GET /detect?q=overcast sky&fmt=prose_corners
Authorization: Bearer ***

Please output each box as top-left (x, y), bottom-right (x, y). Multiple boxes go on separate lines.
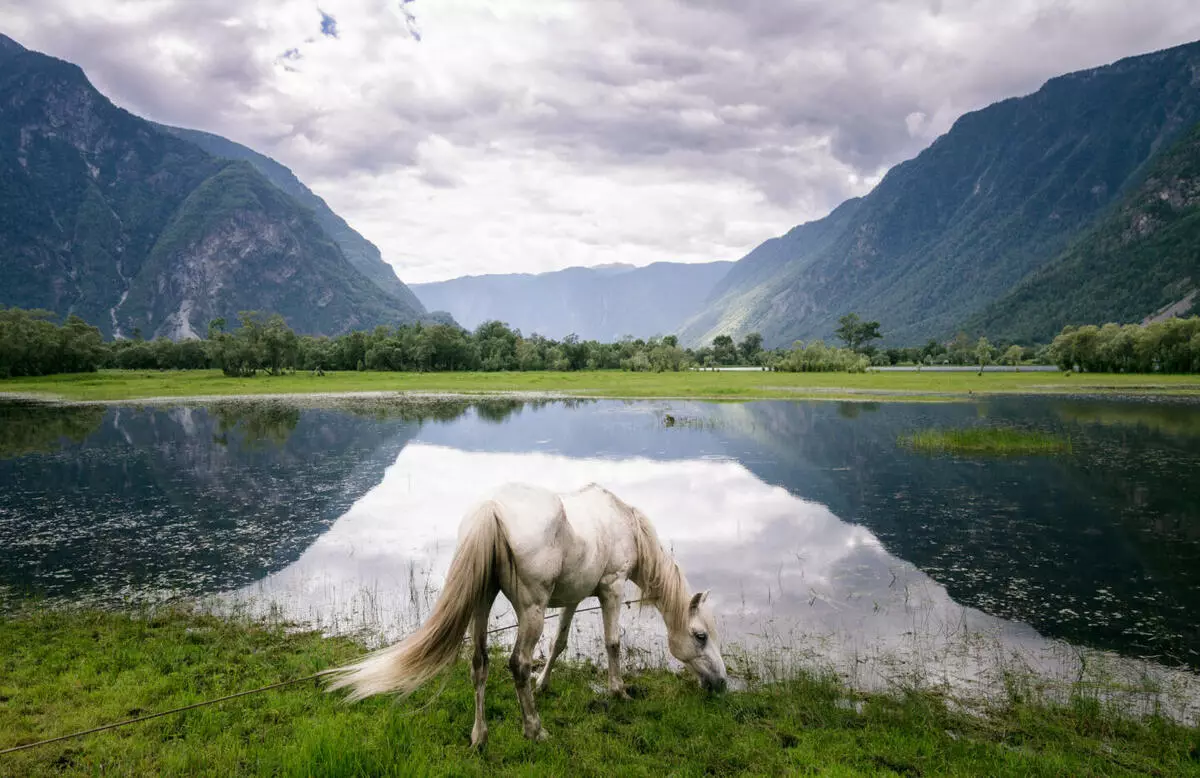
top-left (6, 1), bottom-right (1200, 283)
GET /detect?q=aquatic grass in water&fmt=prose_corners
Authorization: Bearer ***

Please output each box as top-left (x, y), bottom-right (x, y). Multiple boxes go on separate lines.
top-left (900, 427), bottom-right (1072, 456)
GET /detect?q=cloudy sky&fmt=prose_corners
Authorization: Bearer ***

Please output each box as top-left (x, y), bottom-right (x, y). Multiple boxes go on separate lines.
top-left (6, 1), bottom-right (1200, 283)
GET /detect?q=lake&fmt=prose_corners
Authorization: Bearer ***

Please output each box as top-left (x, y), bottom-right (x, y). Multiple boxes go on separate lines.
top-left (2, 396), bottom-right (1199, 717)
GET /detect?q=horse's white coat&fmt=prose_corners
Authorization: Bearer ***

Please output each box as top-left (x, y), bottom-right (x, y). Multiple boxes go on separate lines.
top-left (328, 481), bottom-right (727, 747)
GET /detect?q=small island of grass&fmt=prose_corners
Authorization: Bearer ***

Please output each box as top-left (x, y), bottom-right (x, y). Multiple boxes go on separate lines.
top-left (900, 427), bottom-right (1072, 456)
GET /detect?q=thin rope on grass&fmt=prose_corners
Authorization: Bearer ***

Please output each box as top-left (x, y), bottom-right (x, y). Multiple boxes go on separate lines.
top-left (0, 597), bottom-right (651, 756)
top-left (0, 672), bottom-right (336, 756)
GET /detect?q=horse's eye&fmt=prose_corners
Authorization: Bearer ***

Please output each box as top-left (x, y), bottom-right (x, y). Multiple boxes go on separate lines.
top-left (693, 631), bottom-right (708, 645)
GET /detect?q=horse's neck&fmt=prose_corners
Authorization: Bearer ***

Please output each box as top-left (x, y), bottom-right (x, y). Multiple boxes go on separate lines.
top-left (628, 515), bottom-right (690, 632)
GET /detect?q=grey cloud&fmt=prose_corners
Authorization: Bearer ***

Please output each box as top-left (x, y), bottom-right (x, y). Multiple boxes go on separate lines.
top-left (5, 0), bottom-right (1200, 277)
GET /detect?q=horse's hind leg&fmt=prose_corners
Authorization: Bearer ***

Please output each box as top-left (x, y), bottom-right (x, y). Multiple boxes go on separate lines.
top-left (470, 592), bottom-right (496, 749)
top-left (535, 603), bottom-right (577, 694)
top-left (509, 602), bottom-right (548, 741)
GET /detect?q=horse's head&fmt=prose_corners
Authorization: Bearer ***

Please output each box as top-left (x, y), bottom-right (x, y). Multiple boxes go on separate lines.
top-left (668, 590), bottom-right (728, 693)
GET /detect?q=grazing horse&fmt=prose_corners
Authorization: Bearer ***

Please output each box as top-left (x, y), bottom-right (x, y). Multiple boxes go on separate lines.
top-left (327, 482), bottom-right (728, 746)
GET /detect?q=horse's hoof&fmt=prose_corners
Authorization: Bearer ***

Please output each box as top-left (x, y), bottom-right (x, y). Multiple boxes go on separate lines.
top-left (623, 684), bottom-right (648, 700)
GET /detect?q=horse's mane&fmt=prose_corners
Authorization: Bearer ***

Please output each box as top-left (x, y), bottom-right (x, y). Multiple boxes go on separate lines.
top-left (616, 496), bottom-right (691, 634)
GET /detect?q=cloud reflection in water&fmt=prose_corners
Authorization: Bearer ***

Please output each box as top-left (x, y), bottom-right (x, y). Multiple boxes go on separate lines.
top-left (229, 442), bottom-right (1200, 717)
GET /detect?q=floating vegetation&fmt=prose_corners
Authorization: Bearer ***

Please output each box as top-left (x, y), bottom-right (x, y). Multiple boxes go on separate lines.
top-left (899, 426), bottom-right (1072, 456)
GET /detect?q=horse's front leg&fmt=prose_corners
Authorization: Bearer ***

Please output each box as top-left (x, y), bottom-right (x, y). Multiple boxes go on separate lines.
top-left (535, 603), bottom-right (576, 695)
top-left (598, 584), bottom-right (630, 699)
top-left (509, 601), bottom-right (549, 741)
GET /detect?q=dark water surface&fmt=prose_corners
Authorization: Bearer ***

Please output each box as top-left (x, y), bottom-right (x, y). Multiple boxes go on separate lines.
top-left (2, 396), bottom-right (1199, 705)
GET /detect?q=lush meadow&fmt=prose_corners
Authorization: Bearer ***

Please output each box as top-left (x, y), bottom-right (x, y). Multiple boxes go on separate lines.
top-left (2, 607), bottom-right (1197, 777)
top-left (4, 367), bottom-right (1200, 403)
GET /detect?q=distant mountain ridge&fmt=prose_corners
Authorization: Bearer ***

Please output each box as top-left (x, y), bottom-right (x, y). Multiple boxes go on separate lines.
top-left (681, 40), bottom-right (1200, 347)
top-left (0, 32), bottom-right (431, 338)
top-left (413, 261), bottom-right (733, 341)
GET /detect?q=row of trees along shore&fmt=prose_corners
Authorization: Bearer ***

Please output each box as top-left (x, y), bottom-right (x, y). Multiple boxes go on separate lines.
top-left (1, 306), bottom-right (1198, 378)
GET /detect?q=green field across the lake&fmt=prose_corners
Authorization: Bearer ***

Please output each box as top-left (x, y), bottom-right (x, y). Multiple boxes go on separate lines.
top-left (4, 368), bottom-right (1200, 403)
top-left (1, 607), bottom-right (1196, 777)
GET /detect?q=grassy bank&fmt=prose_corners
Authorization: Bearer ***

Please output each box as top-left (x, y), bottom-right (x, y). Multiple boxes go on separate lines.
top-left (900, 427), bottom-right (1073, 456)
top-left (1, 608), bottom-right (1197, 776)
top-left (4, 368), bottom-right (1200, 403)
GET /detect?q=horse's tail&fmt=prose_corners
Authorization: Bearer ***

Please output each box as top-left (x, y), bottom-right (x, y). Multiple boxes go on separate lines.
top-left (326, 500), bottom-right (512, 701)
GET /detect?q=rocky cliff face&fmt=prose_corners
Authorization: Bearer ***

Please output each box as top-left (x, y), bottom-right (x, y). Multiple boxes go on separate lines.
top-left (0, 33), bottom-right (430, 338)
top-left (158, 124), bottom-right (428, 318)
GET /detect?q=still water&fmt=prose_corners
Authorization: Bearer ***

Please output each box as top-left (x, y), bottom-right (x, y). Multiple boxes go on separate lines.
top-left (2, 397), bottom-right (1199, 714)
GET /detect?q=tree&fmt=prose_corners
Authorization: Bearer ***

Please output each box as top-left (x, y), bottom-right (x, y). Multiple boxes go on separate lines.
top-left (1002, 344), bottom-right (1024, 370)
top-left (261, 314), bottom-right (298, 374)
top-left (711, 334), bottom-right (737, 365)
top-left (835, 313), bottom-right (882, 352)
top-left (738, 332), bottom-right (764, 365)
top-left (974, 336), bottom-right (994, 375)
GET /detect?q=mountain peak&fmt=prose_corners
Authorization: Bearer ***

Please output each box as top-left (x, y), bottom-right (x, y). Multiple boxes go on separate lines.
top-left (0, 32), bottom-right (28, 60)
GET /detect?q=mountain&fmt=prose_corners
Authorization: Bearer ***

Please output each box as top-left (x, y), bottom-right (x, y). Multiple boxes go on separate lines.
top-left (969, 122), bottom-right (1200, 343)
top-left (680, 40), bottom-right (1200, 348)
top-left (412, 260), bottom-right (733, 341)
top-left (156, 124), bottom-right (426, 315)
top-left (0, 33), bottom-right (429, 338)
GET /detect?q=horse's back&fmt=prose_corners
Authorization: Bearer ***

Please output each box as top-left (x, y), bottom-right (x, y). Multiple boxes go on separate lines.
top-left (471, 483), bottom-right (569, 562)
top-left (466, 482), bottom-right (635, 605)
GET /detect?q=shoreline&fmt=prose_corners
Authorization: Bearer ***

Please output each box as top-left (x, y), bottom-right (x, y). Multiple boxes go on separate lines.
top-left (4, 385), bottom-right (1200, 408)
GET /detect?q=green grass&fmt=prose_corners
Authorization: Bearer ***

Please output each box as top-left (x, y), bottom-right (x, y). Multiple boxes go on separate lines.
top-left (900, 427), bottom-right (1073, 456)
top-left (4, 368), bottom-right (1200, 403)
top-left (1, 608), bottom-right (1197, 776)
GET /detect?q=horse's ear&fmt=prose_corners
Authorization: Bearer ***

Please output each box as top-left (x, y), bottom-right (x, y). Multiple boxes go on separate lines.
top-left (689, 590), bottom-right (710, 613)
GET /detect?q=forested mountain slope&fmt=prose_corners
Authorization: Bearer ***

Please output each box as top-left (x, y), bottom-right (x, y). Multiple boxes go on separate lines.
top-left (970, 122), bottom-right (1200, 342)
top-left (680, 40), bottom-right (1200, 347)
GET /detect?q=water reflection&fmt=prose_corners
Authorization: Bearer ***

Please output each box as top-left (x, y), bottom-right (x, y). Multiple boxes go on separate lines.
top-left (2, 396), bottom-right (1199, 716)
top-left (0, 404), bottom-right (427, 599)
top-left (229, 443), bottom-right (1199, 718)
top-left (0, 402), bottom-right (104, 458)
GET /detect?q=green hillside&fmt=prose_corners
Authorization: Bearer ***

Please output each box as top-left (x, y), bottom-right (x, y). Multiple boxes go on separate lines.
top-left (970, 122), bottom-right (1200, 343)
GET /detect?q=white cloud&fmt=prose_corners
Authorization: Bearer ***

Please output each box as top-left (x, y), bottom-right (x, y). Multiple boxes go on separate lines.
top-left (5, 0), bottom-right (1200, 282)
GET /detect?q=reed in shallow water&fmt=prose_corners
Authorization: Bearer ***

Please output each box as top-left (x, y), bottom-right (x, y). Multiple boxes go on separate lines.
top-left (900, 427), bottom-right (1072, 456)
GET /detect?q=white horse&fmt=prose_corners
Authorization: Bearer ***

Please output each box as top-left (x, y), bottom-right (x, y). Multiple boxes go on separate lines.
top-left (327, 482), bottom-right (728, 746)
